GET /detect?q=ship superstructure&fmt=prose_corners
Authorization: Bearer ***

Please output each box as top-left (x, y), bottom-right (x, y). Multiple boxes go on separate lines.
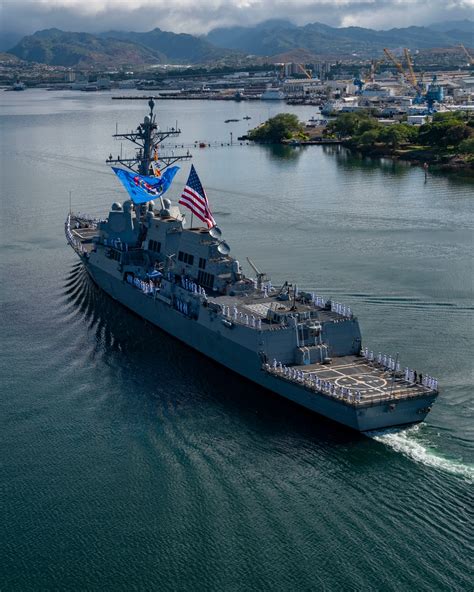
top-left (65, 100), bottom-right (438, 432)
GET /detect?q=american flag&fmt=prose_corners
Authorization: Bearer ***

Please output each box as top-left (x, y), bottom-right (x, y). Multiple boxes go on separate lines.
top-left (179, 165), bottom-right (216, 229)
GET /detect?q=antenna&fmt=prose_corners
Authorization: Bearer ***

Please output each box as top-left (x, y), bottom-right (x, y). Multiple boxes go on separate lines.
top-left (105, 97), bottom-right (191, 174)
top-left (290, 284), bottom-right (297, 311)
top-left (276, 281), bottom-right (288, 297)
top-left (164, 253), bottom-right (176, 273)
top-left (246, 257), bottom-right (267, 290)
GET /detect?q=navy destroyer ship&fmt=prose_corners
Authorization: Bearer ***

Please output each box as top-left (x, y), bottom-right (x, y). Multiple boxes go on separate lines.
top-left (65, 99), bottom-right (438, 432)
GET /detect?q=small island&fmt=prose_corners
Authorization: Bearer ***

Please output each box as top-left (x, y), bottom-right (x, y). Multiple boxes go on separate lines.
top-left (247, 111), bottom-right (474, 175)
top-left (326, 110), bottom-right (474, 174)
top-left (247, 113), bottom-right (309, 143)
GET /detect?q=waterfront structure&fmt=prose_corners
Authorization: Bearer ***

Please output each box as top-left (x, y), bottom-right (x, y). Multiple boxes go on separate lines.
top-left (66, 100), bottom-right (439, 432)
top-left (260, 87), bottom-right (285, 100)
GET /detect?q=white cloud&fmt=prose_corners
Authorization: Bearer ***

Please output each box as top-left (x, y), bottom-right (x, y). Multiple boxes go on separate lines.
top-left (0, 0), bottom-right (472, 36)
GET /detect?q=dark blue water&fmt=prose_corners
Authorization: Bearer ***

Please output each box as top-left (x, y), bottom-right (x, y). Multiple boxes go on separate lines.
top-left (1, 90), bottom-right (473, 591)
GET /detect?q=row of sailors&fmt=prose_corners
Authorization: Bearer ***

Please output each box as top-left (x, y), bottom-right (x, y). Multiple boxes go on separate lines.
top-left (103, 237), bottom-right (129, 252)
top-left (330, 301), bottom-right (353, 319)
top-left (361, 348), bottom-right (401, 372)
top-left (221, 306), bottom-right (263, 329)
top-left (313, 295), bottom-right (327, 308)
top-left (268, 360), bottom-right (362, 402)
top-left (175, 297), bottom-right (190, 316)
top-left (181, 276), bottom-right (206, 298)
top-left (404, 368), bottom-right (438, 390)
top-left (261, 281), bottom-right (273, 298)
top-left (360, 347), bottom-right (438, 389)
top-left (65, 222), bottom-right (85, 253)
top-left (126, 275), bottom-right (154, 294)
top-left (73, 213), bottom-right (103, 225)
top-left (126, 274), bottom-right (195, 318)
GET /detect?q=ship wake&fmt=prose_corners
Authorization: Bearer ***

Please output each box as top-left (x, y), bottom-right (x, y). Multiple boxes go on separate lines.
top-left (367, 424), bottom-right (474, 483)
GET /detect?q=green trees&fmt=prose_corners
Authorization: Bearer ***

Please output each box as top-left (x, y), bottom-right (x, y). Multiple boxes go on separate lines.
top-left (379, 124), bottom-right (418, 148)
top-left (328, 112), bottom-right (419, 149)
top-left (458, 138), bottom-right (474, 154)
top-left (327, 109), bottom-right (473, 157)
top-left (326, 111), bottom-right (376, 137)
top-left (248, 113), bottom-right (305, 143)
top-left (250, 110), bottom-right (473, 163)
top-left (358, 129), bottom-right (380, 146)
top-left (419, 112), bottom-right (473, 148)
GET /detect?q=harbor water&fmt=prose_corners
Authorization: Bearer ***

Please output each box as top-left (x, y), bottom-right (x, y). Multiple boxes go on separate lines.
top-left (1, 90), bottom-right (473, 591)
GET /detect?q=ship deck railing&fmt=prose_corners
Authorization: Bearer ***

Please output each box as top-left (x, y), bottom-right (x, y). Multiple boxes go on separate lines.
top-left (264, 356), bottom-right (437, 407)
top-left (65, 217), bottom-right (88, 255)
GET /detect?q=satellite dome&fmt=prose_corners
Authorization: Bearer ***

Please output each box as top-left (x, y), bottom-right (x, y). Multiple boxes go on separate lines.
top-left (160, 208), bottom-right (171, 218)
top-left (123, 200), bottom-right (132, 212)
top-left (111, 202), bottom-right (122, 211)
top-left (162, 198), bottom-right (171, 209)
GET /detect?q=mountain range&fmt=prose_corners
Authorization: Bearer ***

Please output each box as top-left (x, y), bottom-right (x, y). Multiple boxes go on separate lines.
top-left (6, 19), bottom-right (473, 68)
top-left (205, 19), bottom-right (474, 57)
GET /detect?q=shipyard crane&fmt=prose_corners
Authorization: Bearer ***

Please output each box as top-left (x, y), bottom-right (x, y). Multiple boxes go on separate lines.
top-left (353, 75), bottom-right (364, 93)
top-left (298, 63), bottom-right (313, 79)
top-left (369, 59), bottom-right (384, 83)
top-left (383, 48), bottom-right (405, 77)
top-left (403, 48), bottom-right (422, 92)
top-left (384, 47), bottom-right (423, 98)
top-left (460, 44), bottom-right (474, 66)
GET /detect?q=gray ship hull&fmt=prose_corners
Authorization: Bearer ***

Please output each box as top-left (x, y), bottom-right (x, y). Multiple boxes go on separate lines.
top-left (83, 260), bottom-right (436, 432)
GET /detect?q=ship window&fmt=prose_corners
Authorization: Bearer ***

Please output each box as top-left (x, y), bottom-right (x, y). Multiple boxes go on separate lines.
top-left (178, 251), bottom-right (194, 265)
top-left (149, 239), bottom-right (161, 253)
top-left (108, 249), bottom-right (121, 262)
top-left (198, 270), bottom-right (214, 290)
top-left (199, 257), bottom-right (206, 270)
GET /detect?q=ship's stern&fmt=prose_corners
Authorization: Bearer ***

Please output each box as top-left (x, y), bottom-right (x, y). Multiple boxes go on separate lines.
top-left (354, 393), bottom-right (438, 432)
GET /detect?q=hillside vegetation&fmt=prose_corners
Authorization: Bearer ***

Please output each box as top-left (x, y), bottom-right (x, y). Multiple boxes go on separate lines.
top-left (326, 111), bottom-right (474, 171)
top-left (7, 19), bottom-right (474, 67)
top-left (8, 28), bottom-right (234, 67)
top-left (206, 19), bottom-right (474, 58)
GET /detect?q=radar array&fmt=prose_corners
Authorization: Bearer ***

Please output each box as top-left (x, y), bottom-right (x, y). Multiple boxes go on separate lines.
top-left (106, 98), bottom-right (192, 175)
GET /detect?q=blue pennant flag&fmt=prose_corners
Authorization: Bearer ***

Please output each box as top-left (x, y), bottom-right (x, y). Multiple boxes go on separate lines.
top-left (112, 166), bottom-right (179, 204)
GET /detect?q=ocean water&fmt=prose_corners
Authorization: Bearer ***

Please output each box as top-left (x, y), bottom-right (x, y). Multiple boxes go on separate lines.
top-left (1, 90), bottom-right (473, 591)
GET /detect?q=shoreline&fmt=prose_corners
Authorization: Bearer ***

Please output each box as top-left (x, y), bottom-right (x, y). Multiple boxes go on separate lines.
top-left (245, 136), bottom-right (474, 177)
top-left (340, 141), bottom-right (474, 176)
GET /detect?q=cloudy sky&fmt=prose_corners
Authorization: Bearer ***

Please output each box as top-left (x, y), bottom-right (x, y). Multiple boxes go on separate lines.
top-left (0, 0), bottom-right (473, 39)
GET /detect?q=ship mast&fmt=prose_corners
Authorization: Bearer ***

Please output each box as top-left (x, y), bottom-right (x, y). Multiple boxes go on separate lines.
top-left (106, 97), bottom-right (191, 175)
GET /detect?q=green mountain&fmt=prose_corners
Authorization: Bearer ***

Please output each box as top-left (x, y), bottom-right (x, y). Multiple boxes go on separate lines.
top-left (100, 28), bottom-right (236, 63)
top-left (8, 27), bottom-right (238, 68)
top-left (8, 20), bottom-right (473, 68)
top-left (206, 19), bottom-right (474, 57)
top-left (8, 29), bottom-right (162, 67)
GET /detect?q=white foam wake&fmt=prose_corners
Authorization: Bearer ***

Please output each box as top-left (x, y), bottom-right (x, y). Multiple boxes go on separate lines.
top-left (367, 424), bottom-right (474, 483)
